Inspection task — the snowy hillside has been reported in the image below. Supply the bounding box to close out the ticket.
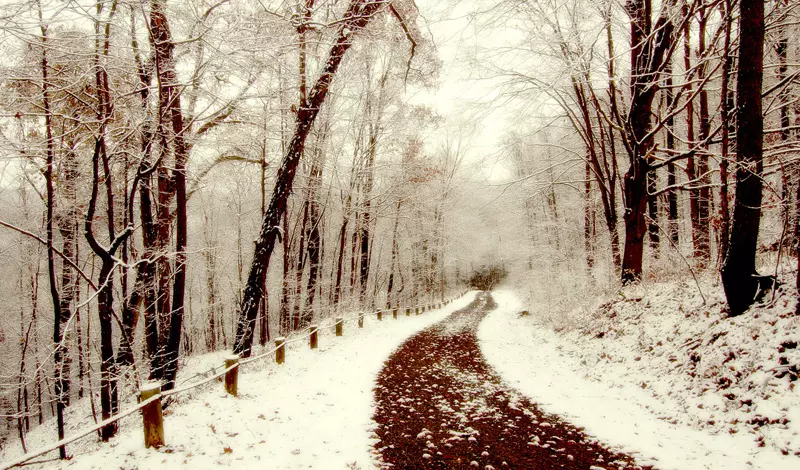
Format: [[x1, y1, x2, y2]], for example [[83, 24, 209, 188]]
[[480, 284, 800, 469]]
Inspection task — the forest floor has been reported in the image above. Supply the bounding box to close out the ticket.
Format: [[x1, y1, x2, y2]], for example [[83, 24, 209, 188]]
[[482, 282, 800, 470], [372, 291, 646, 469]]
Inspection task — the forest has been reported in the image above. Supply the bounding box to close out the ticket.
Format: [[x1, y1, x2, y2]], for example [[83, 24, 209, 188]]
[[0, 0, 798, 465]]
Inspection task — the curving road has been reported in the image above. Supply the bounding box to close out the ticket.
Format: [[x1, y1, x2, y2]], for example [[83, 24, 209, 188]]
[[372, 292, 651, 470]]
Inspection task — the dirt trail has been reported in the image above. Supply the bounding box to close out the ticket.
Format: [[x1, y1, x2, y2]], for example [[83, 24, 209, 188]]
[[372, 292, 651, 470]]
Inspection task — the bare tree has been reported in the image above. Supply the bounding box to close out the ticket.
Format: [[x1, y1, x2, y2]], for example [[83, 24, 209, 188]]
[[720, 0, 766, 316]]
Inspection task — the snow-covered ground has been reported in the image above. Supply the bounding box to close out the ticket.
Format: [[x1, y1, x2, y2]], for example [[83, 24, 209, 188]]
[[479, 287, 800, 470], [1, 293, 474, 470]]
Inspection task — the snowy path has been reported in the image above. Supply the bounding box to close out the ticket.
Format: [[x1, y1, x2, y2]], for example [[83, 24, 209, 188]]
[[9, 295, 475, 470], [479, 290, 799, 470], [372, 292, 645, 469]]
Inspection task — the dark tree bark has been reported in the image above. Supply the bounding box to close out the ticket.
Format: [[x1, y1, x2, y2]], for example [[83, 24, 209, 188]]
[[647, 170, 660, 256], [142, 0, 190, 390], [720, 0, 765, 316], [584, 161, 595, 269], [602, 9, 622, 269], [280, 212, 293, 334], [717, 0, 733, 261], [664, 62, 679, 244], [258, 113, 270, 346], [233, 0, 388, 356], [83, 0, 130, 442], [386, 200, 402, 306], [333, 191, 352, 308], [682, 9, 702, 262], [620, 0, 677, 283], [302, 141, 326, 326], [292, 199, 309, 331], [85, 139, 129, 441], [695, 7, 711, 265], [118, 5, 154, 368], [36, 12, 67, 457]]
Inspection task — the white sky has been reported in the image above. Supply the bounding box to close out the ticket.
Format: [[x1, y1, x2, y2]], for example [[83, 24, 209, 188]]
[[413, 0, 515, 183]]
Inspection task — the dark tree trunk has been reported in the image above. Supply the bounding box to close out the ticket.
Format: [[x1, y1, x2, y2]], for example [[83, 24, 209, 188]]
[[647, 170, 659, 256], [303, 144, 325, 326], [696, 9, 711, 265], [584, 162, 595, 269], [85, 140, 124, 441], [139, 175, 161, 374], [387, 200, 402, 307], [280, 212, 292, 334], [720, 0, 765, 316], [359, 153, 376, 305], [620, 0, 676, 283], [84, 2, 128, 441], [602, 10, 622, 270], [718, 0, 733, 261], [37, 15, 68, 457], [665, 62, 679, 244], [292, 201, 308, 330], [333, 200, 350, 308], [232, 0, 389, 356], [118, 16, 154, 367], [258, 122, 270, 346], [681, 11, 702, 263]]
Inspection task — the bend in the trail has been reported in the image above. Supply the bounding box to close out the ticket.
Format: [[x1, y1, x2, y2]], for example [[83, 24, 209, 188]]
[[372, 291, 651, 470]]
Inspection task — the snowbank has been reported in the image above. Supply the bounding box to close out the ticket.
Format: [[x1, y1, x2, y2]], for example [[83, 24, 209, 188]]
[[2, 293, 475, 469], [478, 288, 799, 470]]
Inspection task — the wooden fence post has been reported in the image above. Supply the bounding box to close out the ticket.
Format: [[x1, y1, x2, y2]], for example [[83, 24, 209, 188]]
[[377, 310, 383, 321], [358, 313, 364, 328], [405, 307, 411, 316], [140, 382, 164, 449], [335, 317, 343, 336], [275, 337, 286, 364], [224, 355, 240, 396], [392, 308, 398, 319], [309, 325, 318, 349], [415, 307, 420, 315]]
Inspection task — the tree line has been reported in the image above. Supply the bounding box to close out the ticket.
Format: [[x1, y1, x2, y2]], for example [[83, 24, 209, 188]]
[[492, 0, 797, 315]]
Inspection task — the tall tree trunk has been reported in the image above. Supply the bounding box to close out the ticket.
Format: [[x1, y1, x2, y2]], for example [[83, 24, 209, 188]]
[[647, 170, 660, 256], [85, 140, 122, 441], [85, 1, 128, 440], [584, 161, 595, 269], [233, 0, 388, 357], [149, 0, 189, 390], [695, 8, 711, 265], [602, 7, 622, 269], [74, 234, 85, 399], [118, 5, 155, 368], [293, 200, 308, 330], [386, 200, 402, 307], [280, 212, 292, 334], [718, 0, 733, 261], [620, 0, 676, 283], [358, 151, 375, 305], [720, 0, 765, 316], [664, 61, 679, 244], [259, 109, 270, 346], [682, 9, 702, 263], [303, 142, 326, 326], [333, 195, 351, 308], [36, 9, 68, 456]]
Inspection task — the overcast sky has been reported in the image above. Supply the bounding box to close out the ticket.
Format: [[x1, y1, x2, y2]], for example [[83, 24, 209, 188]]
[[414, 0, 515, 182]]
